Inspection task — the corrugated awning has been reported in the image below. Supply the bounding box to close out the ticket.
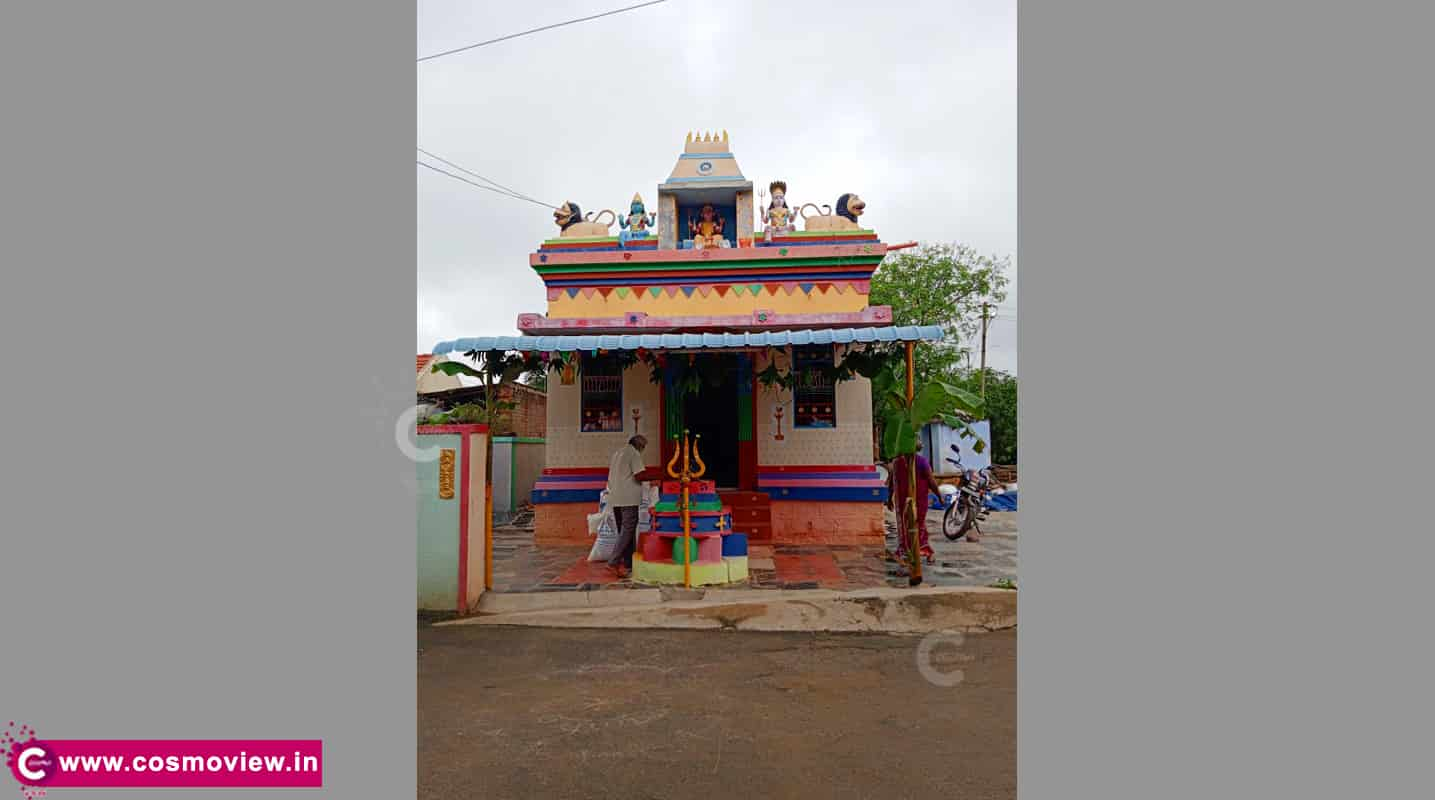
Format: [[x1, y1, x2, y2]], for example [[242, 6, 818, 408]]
[[431, 325, 945, 355]]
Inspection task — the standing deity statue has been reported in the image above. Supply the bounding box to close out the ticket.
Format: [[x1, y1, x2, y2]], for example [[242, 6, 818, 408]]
[[761, 180, 796, 242], [687, 203, 729, 250], [618, 193, 656, 248]]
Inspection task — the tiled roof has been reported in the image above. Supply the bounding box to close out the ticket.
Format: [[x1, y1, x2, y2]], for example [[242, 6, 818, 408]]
[[416, 354, 434, 374], [431, 325, 945, 355]]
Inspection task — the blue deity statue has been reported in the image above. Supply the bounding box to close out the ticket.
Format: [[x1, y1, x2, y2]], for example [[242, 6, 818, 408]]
[[618, 193, 656, 248]]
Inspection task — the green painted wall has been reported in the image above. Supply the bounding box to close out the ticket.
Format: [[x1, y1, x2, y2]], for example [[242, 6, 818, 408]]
[[416, 433, 461, 611]]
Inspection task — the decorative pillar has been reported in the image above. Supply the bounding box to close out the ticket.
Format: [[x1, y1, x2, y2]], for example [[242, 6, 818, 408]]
[[657, 192, 679, 250], [735, 189, 754, 247]]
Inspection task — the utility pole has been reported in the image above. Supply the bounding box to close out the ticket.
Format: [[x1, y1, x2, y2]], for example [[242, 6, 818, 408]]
[[979, 302, 990, 399]]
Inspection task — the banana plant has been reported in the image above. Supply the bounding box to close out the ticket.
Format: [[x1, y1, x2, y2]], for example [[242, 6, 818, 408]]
[[869, 358, 986, 585], [429, 349, 541, 428]]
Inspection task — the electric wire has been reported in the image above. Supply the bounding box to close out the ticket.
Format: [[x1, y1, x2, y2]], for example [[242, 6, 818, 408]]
[[417, 0, 668, 62]]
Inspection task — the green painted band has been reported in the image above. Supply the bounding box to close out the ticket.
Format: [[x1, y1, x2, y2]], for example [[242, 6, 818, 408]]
[[655, 500, 723, 512]]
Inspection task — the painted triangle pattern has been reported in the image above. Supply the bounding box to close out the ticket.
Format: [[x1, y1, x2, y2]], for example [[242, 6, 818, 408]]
[[616, 287, 631, 298], [681, 286, 696, 297], [581, 287, 597, 299], [698, 285, 712, 297], [664, 285, 680, 297], [597, 286, 614, 298]]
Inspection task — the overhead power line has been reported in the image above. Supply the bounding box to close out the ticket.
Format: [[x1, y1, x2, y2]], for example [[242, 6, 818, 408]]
[[417, 0, 668, 62], [417, 160, 557, 210], [417, 147, 555, 208]]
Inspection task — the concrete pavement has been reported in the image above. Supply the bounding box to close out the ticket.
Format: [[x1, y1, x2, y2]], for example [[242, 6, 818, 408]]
[[457, 584, 1017, 634]]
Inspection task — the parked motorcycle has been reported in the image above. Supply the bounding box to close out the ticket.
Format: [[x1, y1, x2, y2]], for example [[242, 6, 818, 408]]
[[942, 445, 993, 540]]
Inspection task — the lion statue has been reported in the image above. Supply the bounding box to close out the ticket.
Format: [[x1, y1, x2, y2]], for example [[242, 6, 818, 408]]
[[553, 201, 617, 238], [799, 193, 867, 232]]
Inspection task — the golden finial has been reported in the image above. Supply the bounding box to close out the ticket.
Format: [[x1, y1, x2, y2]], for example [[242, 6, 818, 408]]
[[703, 131, 711, 142], [632, 192, 644, 205], [722, 129, 729, 143], [686, 131, 693, 144]]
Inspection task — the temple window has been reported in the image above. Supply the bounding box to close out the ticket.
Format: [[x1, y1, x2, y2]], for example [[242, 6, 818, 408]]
[[580, 356, 624, 433], [792, 346, 836, 429]]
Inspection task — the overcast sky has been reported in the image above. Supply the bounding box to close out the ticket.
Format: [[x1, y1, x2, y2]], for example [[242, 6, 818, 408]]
[[418, 0, 1016, 374]]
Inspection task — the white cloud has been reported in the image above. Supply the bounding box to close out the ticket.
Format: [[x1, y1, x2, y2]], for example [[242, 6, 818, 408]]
[[418, 0, 1016, 374]]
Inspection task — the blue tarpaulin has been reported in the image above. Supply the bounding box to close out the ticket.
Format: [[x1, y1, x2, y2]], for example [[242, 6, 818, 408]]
[[985, 491, 1017, 511]]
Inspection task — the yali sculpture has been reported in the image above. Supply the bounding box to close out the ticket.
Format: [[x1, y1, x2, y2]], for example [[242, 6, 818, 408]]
[[799, 193, 867, 232], [553, 201, 617, 238]]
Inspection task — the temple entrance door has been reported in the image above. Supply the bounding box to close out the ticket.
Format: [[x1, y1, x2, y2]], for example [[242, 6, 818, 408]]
[[680, 354, 740, 489]]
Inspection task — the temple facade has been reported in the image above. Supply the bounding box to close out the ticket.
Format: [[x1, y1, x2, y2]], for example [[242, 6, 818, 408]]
[[431, 132, 942, 549]]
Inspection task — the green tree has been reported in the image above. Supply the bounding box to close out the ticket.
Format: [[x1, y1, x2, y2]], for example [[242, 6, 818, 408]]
[[863, 353, 985, 585], [950, 369, 1017, 464], [869, 243, 1010, 388]]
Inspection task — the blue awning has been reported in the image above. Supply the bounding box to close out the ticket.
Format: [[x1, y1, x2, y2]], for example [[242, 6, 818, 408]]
[[431, 325, 945, 355]]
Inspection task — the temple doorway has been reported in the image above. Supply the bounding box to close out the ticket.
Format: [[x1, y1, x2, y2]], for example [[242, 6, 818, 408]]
[[680, 353, 741, 489]]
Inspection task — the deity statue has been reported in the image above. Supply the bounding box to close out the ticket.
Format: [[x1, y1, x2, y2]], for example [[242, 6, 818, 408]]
[[618, 193, 656, 248], [761, 180, 796, 242], [687, 203, 729, 249]]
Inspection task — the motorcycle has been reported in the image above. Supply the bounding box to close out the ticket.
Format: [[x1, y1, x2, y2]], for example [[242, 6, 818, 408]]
[[941, 445, 994, 541]]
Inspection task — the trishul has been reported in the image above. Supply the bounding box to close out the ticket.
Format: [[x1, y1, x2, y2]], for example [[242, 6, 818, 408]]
[[665, 428, 706, 587]]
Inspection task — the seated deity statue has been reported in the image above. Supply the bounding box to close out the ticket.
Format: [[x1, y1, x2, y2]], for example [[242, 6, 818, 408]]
[[761, 180, 796, 242], [687, 203, 729, 249], [618, 193, 656, 248]]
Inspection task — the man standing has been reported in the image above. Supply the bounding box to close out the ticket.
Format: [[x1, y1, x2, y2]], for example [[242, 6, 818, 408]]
[[605, 435, 648, 577]]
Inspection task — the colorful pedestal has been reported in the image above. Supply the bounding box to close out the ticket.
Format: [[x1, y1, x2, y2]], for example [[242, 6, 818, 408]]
[[631, 484, 752, 586]]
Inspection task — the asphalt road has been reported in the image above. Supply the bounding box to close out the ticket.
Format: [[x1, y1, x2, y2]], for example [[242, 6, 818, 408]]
[[419, 625, 1015, 799]]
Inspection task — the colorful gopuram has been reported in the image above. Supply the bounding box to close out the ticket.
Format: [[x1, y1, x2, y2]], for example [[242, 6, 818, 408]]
[[431, 132, 943, 567]]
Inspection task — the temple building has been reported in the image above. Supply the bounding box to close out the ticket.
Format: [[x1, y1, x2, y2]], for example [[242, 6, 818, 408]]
[[430, 132, 942, 551]]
